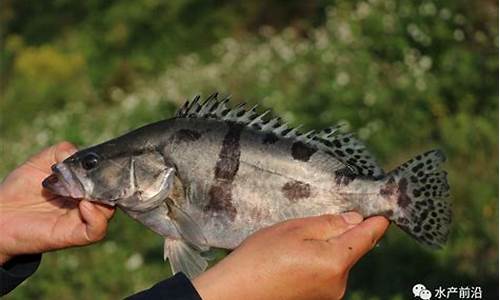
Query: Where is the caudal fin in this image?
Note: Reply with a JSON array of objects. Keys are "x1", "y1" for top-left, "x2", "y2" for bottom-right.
[{"x1": 388, "y1": 150, "x2": 451, "y2": 248}]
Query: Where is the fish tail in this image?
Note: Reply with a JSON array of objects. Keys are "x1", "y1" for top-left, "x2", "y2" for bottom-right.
[{"x1": 386, "y1": 149, "x2": 451, "y2": 248}]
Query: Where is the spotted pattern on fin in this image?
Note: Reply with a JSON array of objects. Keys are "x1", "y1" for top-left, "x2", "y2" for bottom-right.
[
  {"x1": 334, "y1": 167, "x2": 357, "y2": 185},
  {"x1": 312, "y1": 125, "x2": 385, "y2": 178},
  {"x1": 387, "y1": 150, "x2": 451, "y2": 248}
]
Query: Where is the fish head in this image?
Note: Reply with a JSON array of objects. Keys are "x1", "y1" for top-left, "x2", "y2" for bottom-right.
[{"x1": 43, "y1": 142, "x2": 172, "y2": 208}]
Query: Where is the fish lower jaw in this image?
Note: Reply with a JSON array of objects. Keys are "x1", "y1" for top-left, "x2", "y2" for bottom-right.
[{"x1": 42, "y1": 173, "x2": 86, "y2": 199}]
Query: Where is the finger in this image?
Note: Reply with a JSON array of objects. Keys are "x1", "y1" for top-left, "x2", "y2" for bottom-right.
[
  {"x1": 54, "y1": 141, "x2": 78, "y2": 162},
  {"x1": 335, "y1": 216, "x2": 389, "y2": 267},
  {"x1": 27, "y1": 141, "x2": 77, "y2": 172},
  {"x1": 93, "y1": 203, "x2": 116, "y2": 220},
  {"x1": 78, "y1": 200, "x2": 109, "y2": 243},
  {"x1": 293, "y1": 212, "x2": 363, "y2": 240}
]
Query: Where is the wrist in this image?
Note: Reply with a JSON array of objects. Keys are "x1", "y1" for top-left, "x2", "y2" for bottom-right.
[
  {"x1": 192, "y1": 267, "x2": 239, "y2": 300},
  {"x1": 0, "y1": 253, "x2": 13, "y2": 266},
  {"x1": 192, "y1": 261, "x2": 259, "y2": 300},
  {"x1": 0, "y1": 216, "x2": 13, "y2": 266},
  {"x1": 192, "y1": 270, "x2": 219, "y2": 300}
]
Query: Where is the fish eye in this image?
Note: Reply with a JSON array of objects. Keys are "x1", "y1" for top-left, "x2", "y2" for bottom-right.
[{"x1": 81, "y1": 153, "x2": 99, "y2": 170}]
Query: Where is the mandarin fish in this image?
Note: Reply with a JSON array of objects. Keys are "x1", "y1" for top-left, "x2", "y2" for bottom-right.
[{"x1": 43, "y1": 93, "x2": 452, "y2": 278}]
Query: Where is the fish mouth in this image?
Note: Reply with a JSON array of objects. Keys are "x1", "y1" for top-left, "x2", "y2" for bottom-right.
[{"x1": 42, "y1": 163, "x2": 85, "y2": 199}]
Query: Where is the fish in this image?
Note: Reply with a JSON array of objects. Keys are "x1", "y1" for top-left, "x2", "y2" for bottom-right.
[{"x1": 42, "y1": 93, "x2": 452, "y2": 278}]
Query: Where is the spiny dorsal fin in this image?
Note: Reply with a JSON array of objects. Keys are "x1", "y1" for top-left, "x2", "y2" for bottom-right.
[
  {"x1": 176, "y1": 94, "x2": 384, "y2": 178},
  {"x1": 176, "y1": 93, "x2": 306, "y2": 139}
]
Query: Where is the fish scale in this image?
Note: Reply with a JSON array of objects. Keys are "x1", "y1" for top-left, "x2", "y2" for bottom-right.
[{"x1": 42, "y1": 93, "x2": 452, "y2": 279}]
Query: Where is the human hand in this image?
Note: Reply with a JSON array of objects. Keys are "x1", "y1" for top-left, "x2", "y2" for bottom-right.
[
  {"x1": 193, "y1": 213, "x2": 389, "y2": 300},
  {"x1": 0, "y1": 142, "x2": 115, "y2": 265}
]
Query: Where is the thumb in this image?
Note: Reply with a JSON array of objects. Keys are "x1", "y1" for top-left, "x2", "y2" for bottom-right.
[
  {"x1": 297, "y1": 212, "x2": 364, "y2": 240},
  {"x1": 28, "y1": 141, "x2": 78, "y2": 172},
  {"x1": 55, "y1": 141, "x2": 78, "y2": 162},
  {"x1": 336, "y1": 216, "x2": 389, "y2": 268},
  {"x1": 77, "y1": 200, "x2": 110, "y2": 243}
]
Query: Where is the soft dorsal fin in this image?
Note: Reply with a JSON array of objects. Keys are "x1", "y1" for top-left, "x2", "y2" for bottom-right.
[
  {"x1": 310, "y1": 125, "x2": 385, "y2": 178},
  {"x1": 176, "y1": 93, "x2": 384, "y2": 178}
]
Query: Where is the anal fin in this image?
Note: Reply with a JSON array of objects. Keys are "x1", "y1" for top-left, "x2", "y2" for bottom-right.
[{"x1": 164, "y1": 238, "x2": 209, "y2": 279}]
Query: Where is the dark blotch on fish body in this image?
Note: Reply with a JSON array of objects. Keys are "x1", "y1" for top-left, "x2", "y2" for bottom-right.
[
  {"x1": 397, "y1": 178, "x2": 411, "y2": 208},
  {"x1": 173, "y1": 129, "x2": 201, "y2": 143},
  {"x1": 262, "y1": 133, "x2": 279, "y2": 145},
  {"x1": 282, "y1": 180, "x2": 311, "y2": 202},
  {"x1": 380, "y1": 176, "x2": 397, "y2": 197},
  {"x1": 206, "y1": 184, "x2": 237, "y2": 219},
  {"x1": 214, "y1": 124, "x2": 243, "y2": 180},
  {"x1": 205, "y1": 123, "x2": 243, "y2": 220},
  {"x1": 291, "y1": 141, "x2": 317, "y2": 162}
]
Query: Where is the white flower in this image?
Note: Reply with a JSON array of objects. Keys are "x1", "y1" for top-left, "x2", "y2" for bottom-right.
[
  {"x1": 454, "y1": 29, "x2": 465, "y2": 41},
  {"x1": 419, "y1": 2, "x2": 437, "y2": 16},
  {"x1": 419, "y1": 56, "x2": 433, "y2": 71},
  {"x1": 336, "y1": 72, "x2": 350, "y2": 86},
  {"x1": 356, "y1": 2, "x2": 371, "y2": 19},
  {"x1": 439, "y1": 8, "x2": 451, "y2": 20},
  {"x1": 126, "y1": 253, "x2": 144, "y2": 271}
]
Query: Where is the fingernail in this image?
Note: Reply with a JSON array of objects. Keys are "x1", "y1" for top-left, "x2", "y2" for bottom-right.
[
  {"x1": 61, "y1": 150, "x2": 75, "y2": 160},
  {"x1": 341, "y1": 212, "x2": 363, "y2": 224}
]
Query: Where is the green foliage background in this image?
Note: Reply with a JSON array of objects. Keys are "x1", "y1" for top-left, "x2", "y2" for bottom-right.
[{"x1": 1, "y1": 0, "x2": 498, "y2": 299}]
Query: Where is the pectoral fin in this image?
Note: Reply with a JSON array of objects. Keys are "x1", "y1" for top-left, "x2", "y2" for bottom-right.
[
  {"x1": 200, "y1": 248, "x2": 223, "y2": 261},
  {"x1": 167, "y1": 199, "x2": 208, "y2": 251},
  {"x1": 164, "y1": 238, "x2": 208, "y2": 279}
]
